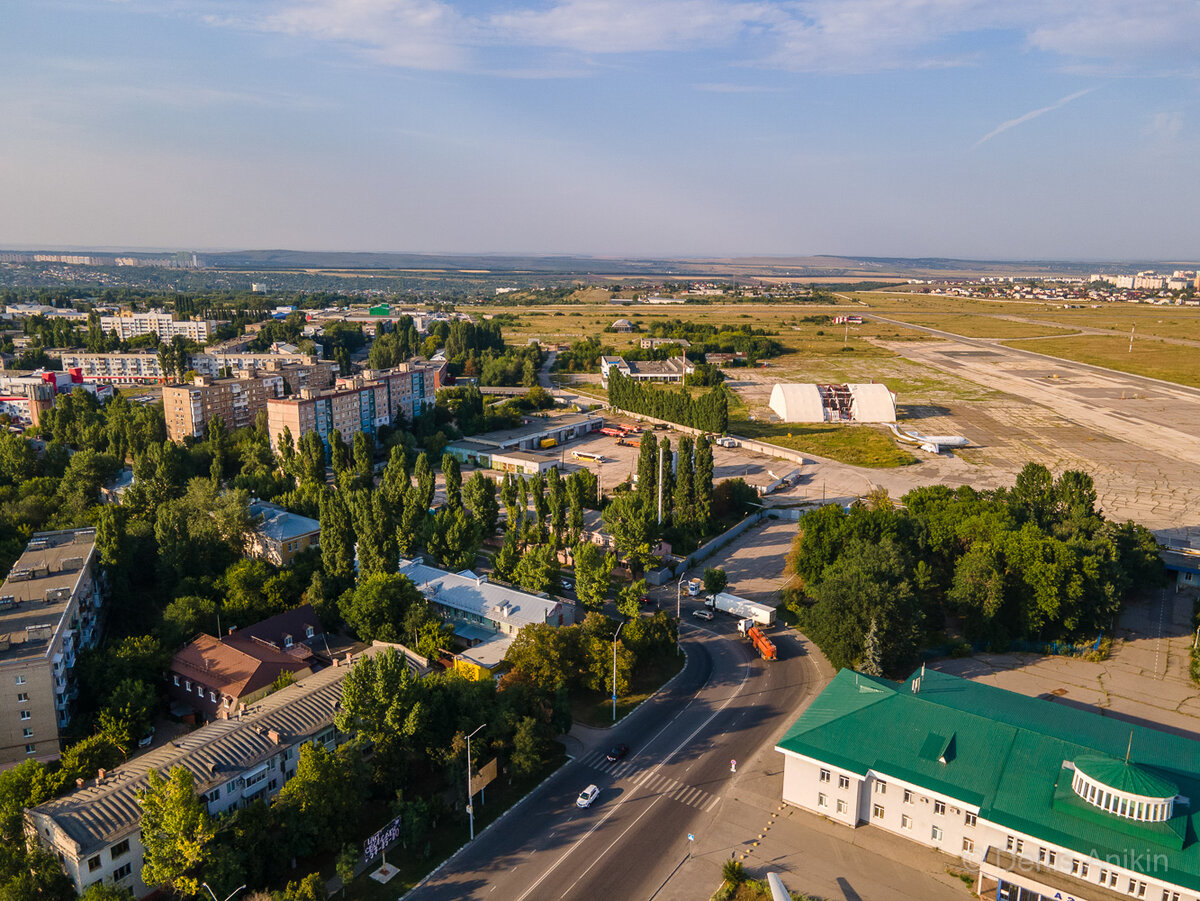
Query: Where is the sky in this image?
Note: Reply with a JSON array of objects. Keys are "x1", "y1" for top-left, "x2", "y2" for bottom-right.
[{"x1": 2, "y1": 0, "x2": 1199, "y2": 260}]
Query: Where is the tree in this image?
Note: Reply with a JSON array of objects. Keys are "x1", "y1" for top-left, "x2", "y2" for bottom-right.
[
  {"x1": 329, "y1": 430, "x2": 350, "y2": 479},
  {"x1": 274, "y1": 743, "x2": 368, "y2": 857},
  {"x1": 427, "y1": 507, "x2": 480, "y2": 573},
  {"x1": 504, "y1": 624, "x2": 584, "y2": 690},
  {"x1": 442, "y1": 452, "x2": 462, "y2": 512},
  {"x1": 636, "y1": 432, "x2": 658, "y2": 503},
  {"x1": 572, "y1": 542, "x2": 614, "y2": 611},
  {"x1": 510, "y1": 716, "x2": 552, "y2": 778},
  {"x1": 693, "y1": 434, "x2": 714, "y2": 528},
  {"x1": 138, "y1": 767, "x2": 215, "y2": 896},
  {"x1": 618, "y1": 579, "x2": 649, "y2": 619},
  {"x1": 513, "y1": 544, "x2": 558, "y2": 595},
  {"x1": 702, "y1": 566, "x2": 727, "y2": 594},
  {"x1": 860, "y1": 618, "x2": 883, "y2": 676},
  {"x1": 352, "y1": 431, "x2": 375, "y2": 488},
  {"x1": 462, "y1": 472, "x2": 499, "y2": 537},
  {"x1": 673, "y1": 435, "x2": 695, "y2": 527},
  {"x1": 339, "y1": 573, "x2": 424, "y2": 643},
  {"x1": 320, "y1": 489, "x2": 356, "y2": 586},
  {"x1": 546, "y1": 467, "x2": 566, "y2": 545},
  {"x1": 602, "y1": 493, "x2": 659, "y2": 572}
]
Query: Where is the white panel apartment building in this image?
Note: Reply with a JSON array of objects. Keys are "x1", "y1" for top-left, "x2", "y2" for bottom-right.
[
  {"x1": 778, "y1": 668, "x2": 1200, "y2": 901},
  {"x1": 99, "y1": 311, "x2": 223, "y2": 342},
  {"x1": 0, "y1": 530, "x2": 101, "y2": 769},
  {"x1": 26, "y1": 647, "x2": 400, "y2": 897}
]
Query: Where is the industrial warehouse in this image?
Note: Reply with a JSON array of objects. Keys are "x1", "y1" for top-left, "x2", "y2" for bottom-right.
[{"x1": 777, "y1": 668, "x2": 1200, "y2": 901}]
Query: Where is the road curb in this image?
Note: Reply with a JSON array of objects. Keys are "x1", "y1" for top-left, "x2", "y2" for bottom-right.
[{"x1": 398, "y1": 642, "x2": 695, "y2": 899}]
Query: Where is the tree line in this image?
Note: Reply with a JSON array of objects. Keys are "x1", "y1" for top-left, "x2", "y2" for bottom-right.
[{"x1": 606, "y1": 371, "x2": 728, "y2": 433}]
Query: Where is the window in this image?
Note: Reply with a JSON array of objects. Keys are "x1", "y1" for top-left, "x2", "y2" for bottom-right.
[
  {"x1": 23, "y1": 728, "x2": 32, "y2": 738},
  {"x1": 1163, "y1": 892, "x2": 1180, "y2": 901},
  {"x1": 964, "y1": 811, "x2": 977, "y2": 827},
  {"x1": 226, "y1": 780, "x2": 237, "y2": 793},
  {"x1": 173, "y1": 675, "x2": 179, "y2": 686},
  {"x1": 1100, "y1": 870, "x2": 1108, "y2": 884},
  {"x1": 110, "y1": 839, "x2": 130, "y2": 860},
  {"x1": 962, "y1": 837, "x2": 974, "y2": 853},
  {"x1": 1072, "y1": 860, "x2": 1080, "y2": 875},
  {"x1": 901, "y1": 815, "x2": 912, "y2": 830},
  {"x1": 817, "y1": 793, "x2": 827, "y2": 808},
  {"x1": 1016, "y1": 840, "x2": 1024, "y2": 854},
  {"x1": 1080, "y1": 862, "x2": 1088, "y2": 877},
  {"x1": 819, "y1": 768, "x2": 831, "y2": 783},
  {"x1": 16, "y1": 692, "x2": 27, "y2": 703},
  {"x1": 836, "y1": 800, "x2": 847, "y2": 814},
  {"x1": 284, "y1": 635, "x2": 294, "y2": 649},
  {"x1": 207, "y1": 789, "x2": 220, "y2": 803},
  {"x1": 14, "y1": 676, "x2": 24, "y2": 685},
  {"x1": 933, "y1": 800, "x2": 946, "y2": 815},
  {"x1": 24, "y1": 744, "x2": 35, "y2": 755},
  {"x1": 1108, "y1": 871, "x2": 1118, "y2": 887},
  {"x1": 1006, "y1": 836, "x2": 1015, "y2": 851},
  {"x1": 112, "y1": 864, "x2": 132, "y2": 882},
  {"x1": 196, "y1": 684, "x2": 203, "y2": 697},
  {"x1": 1048, "y1": 850, "x2": 1056, "y2": 866},
  {"x1": 931, "y1": 825, "x2": 943, "y2": 841},
  {"x1": 87, "y1": 856, "x2": 101, "y2": 873},
  {"x1": 20, "y1": 711, "x2": 30, "y2": 721},
  {"x1": 875, "y1": 781, "x2": 886, "y2": 795},
  {"x1": 1038, "y1": 848, "x2": 1046, "y2": 863},
  {"x1": 209, "y1": 691, "x2": 217, "y2": 702},
  {"x1": 838, "y1": 775, "x2": 850, "y2": 789},
  {"x1": 305, "y1": 626, "x2": 315, "y2": 638},
  {"x1": 872, "y1": 804, "x2": 884, "y2": 819},
  {"x1": 185, "y1": 680, "x2": 191, "y2": 691},
  {"x1": 903, "y1": 789, "x2": 913, "y2": 804}
]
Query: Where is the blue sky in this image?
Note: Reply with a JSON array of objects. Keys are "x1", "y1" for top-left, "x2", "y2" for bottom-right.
[{"x1": 2, "y1": 0, "x2": 1198, "y2": 259}]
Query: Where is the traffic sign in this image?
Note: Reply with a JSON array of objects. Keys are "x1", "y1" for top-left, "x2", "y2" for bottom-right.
[{"x1": 687, "y1": 833, "x2": 695, "y2": 842}]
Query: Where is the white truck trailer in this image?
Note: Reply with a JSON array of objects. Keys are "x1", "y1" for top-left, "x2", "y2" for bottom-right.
[{"x1": 705, "y1": 592, "x2": 776, "y2": 626}]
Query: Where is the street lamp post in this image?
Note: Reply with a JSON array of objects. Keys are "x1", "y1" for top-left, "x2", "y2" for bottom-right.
[
  {"x1": 676, "y1": 573, "x2": 687, "y2": 621},
  {"x1": 465, "y1": 722, "x2": 486, "y2": 840},
  {"x1": 203, "y1": 884, "x2": 246, "y2": 901},
  {"x1": 612, "y1": 622, "x2": 625, "y2": 722}
]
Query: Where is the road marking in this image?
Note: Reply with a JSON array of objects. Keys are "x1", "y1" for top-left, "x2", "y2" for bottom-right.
[
  {"x1": 706, "y1": 795, "x2": 721, "y2": 812},
  {"x1": 512, "y1": 633, "x2": 751, "y2": 901}
]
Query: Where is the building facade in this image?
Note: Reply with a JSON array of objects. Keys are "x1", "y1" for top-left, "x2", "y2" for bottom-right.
[
  {"x1": 599, "y1": 355, "x2": 693, "y2": 386},
  {"x1": 778, "y1": 668, "x2": 1200, "y2": 901},
  {"x1": 99, "y1": 311, "x2": 222, "y2": 342},
  {"x1": 163, "y1": 372, "x2": 285, "y2": 442},
  {"x1": 0, "y1": 530, "x2": 101, "y2": 769},
  {"x1": 265, "y1": 362, "x2": 439, "y2": 453},
  {"x1": 247, "y1": 500, "x2": 321, "y2": 566},
  {"x1": 26, "y1": 656, "x2": 375, "y2": 897}
]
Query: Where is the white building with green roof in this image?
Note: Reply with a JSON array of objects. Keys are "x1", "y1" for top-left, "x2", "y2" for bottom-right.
[{"x1": 776, "y1": 668, "x2": 1200, "y2": 901}]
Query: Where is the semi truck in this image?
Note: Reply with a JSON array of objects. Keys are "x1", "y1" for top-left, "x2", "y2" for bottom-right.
[{"x1": 705, "y1": 592, "x2": 776, "y2": 626}]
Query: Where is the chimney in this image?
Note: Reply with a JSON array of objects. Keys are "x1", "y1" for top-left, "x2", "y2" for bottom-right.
[
  {"x1": 267, "y1": 729, "x2": 281, "y2": 745},
  {"x1": 75, "y1": 778, "x2": 84, "y2": 789},
  {"x1": 97, "y1": 768, "x2": 106, "y2": 782}
]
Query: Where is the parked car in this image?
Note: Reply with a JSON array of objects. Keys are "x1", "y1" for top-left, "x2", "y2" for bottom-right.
[
  {"x1": 640, "y1": 596, "x2": 655, "y2": 606},
  {"x1": 606, "y1": 744, "x2": 629, "y2": 762},
  {"x1": 559, "y1": 579, "x2": 574, "y2": 592},
  {"x1": 137, "y1": 727, "x2": 155, "y2": 748},
  {"x1": 577, "y1": 784, "x2": 601, "y2": 808},
  {"x1": 692, "y1": 609, "x2": 714, "y2": 621}
]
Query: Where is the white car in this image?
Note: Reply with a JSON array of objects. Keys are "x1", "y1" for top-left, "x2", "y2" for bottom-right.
[
  {"x1": 577, "y1": 784, "x2": 601, "y2": 808},
  {"x1": 692, "y1": 609, "x2": 714, "y2": 621}
]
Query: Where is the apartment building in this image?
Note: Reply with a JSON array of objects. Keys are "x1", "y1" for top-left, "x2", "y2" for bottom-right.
[
  {"x1": 265, "y1": 362, "x2": 438, "y2": 453},
  {"x1": 52, "y1": 351, "x2": 336, "y2": 389},
  {"x1": 163, "y1": 372, "x2": 285, "y2": 442},
  {"x1": 247, "y1": 500, "x2": 320, "y2": 566},
  {"x1": 26, "y1": 654, "x2": 377, "y2": 897},
  {"x1": 51, "y1": 353, "x2": 162, "y2": 384},
  {"x1": 0, "y1": 529, "x2": 101, "y2": 769},
  {"x1": 778, "y1": 668, "x2": 1200, "y2": 901},
  {"x1": 99, "y1": 310, "x2": 223, "y2": 342}
]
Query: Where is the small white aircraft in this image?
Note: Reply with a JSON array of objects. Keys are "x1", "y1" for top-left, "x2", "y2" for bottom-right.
[{"x1": 888, "y1": 424, "x2": 970, "y2": 454}]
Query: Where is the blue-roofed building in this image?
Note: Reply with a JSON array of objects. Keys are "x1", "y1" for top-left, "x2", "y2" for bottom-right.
[
  {"x1": 247, "y1": 500, "x2": 320, "y2": 566},
  {"x1": 777, "y1": 668, "x2": 1200, "y2": 901}
]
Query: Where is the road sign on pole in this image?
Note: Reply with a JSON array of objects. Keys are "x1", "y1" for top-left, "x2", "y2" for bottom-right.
[
  {"x1": 688, "y1": 833, "x2": 694, "y2": 842},
  {"x1": 731, "y1": 759, "x2": 737, "y2": 773}
]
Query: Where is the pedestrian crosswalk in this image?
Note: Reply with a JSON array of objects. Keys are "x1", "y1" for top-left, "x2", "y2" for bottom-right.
[{"x1": 578, "y1": 750, "x2": 721, "y2": 811}]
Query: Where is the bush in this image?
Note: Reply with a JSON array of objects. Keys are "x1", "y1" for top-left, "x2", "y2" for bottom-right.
[{"x1": 722, "y1": 859, "x2": 746, "y2": 884}]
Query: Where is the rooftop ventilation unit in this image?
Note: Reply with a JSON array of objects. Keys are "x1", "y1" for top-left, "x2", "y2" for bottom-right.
[
  {"x1": 27, "y1": 539, "x2": 47, "y2": 551},
  {"x1": 60, "y1": 557, "x2": 83, "y2": 572},
  {"x1": 9, "y1": 570, "x2": 31, "y2": 582},
  {"x1": 25, "y1": 623, "x2": 53, "y2": 641},
  {"x1": 44, "y1": 587, "x2": 71, "y2": 603}
]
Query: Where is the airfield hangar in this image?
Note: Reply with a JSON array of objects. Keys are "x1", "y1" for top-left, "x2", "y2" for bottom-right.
[{"x1": 768, "y1": 383, "x2": 896, "y2": 424}]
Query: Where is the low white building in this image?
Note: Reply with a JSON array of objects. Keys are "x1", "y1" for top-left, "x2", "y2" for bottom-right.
[
  {"x1": 778, "y1": 668, "x2": 1200, "y2": 901},
  {"x1": 768, "y1": 383, "x2": 896, "y2": 423}
]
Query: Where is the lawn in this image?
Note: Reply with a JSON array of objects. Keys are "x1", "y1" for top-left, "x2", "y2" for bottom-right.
[
  {"x1": 730, "y1": 417, "x2": 917, "y2": 468},
  {"x1": 570, "y1": 648, "x2": 686, "y2": 728},
  {"x1": 999, "y1": 334, "x2": 1200, "y2": 389}
]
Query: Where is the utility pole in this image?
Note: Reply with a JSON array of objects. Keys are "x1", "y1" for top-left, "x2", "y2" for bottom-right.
[
  {"x1": 1129, "y1": 325, "x2": 1135, "y2": 353},
  {"x1": 612, "y1": 622, "x2": 625, "y2": 722}
]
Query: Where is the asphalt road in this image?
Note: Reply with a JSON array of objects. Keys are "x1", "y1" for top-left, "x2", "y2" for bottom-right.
[{"x1": 405, "y1": 612, "x2": 825, "y2": 901}]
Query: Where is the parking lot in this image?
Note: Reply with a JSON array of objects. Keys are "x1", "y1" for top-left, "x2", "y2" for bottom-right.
[{"x1": 556, "y1": 424, "x2": 798, "y2": 496}]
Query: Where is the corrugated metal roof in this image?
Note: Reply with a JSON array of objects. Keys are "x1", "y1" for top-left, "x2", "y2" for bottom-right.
[
  {"x1": 776, "y1": 668, "x2": 1200, "y2": 889},
  {"x1": 398, "y1": 558, "x2": 561, "y2": 629},
  {"x1": 31, "y1": 658, "x2": 362, "y2": 855}
]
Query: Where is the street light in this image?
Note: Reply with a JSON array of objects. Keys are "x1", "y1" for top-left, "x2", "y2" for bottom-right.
[
  {"x1": 676, "y1": 573, "x2": 688, "y2": 621},
  {"x1": 465, "y1": 722, "x2": 486, "y2": 840},
  {"x1": 202, "y1": 884, "x2": 246, "y2": 901},
  {"x1": 612, "y1": 621, "x2": 625, "y2": 722}
]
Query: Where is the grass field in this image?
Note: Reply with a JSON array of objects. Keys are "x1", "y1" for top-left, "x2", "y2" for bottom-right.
[
  {"x1": 730, "y1": 417, "x2": 917, "y2": 468},
  {"x1": 999, "y1": 334, "x2": 1200, "y2": 388}
]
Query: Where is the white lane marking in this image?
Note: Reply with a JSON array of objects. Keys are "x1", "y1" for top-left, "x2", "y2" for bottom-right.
[
  {"x1": 513, "y1": 633, "x2": 751, "y2": 901},
  {"x1": 706, "y1": 795, "x2": 721, "y2": 812}
]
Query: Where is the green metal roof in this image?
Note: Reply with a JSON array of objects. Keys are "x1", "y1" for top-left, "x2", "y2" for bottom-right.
[
  {"x1": 1074, "y1": 754, "x2": 1179, "y2": 800},
  {"x1": 776, "y1": 668, "x2": 1200, "y2": 890}
]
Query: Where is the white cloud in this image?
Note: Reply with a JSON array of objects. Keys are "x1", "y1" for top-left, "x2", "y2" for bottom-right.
[{"x1": 974, "y1": 86, "x2": 1098, "y2": 148}]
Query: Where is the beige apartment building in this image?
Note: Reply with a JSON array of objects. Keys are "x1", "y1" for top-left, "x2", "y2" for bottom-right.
[
  {"x1": 163, "y1": 371, "x2": 285, "y2": 442},
  {"x1": 0, "y1": 529, "x2": 101, "y2": 769},
  {"x1": 266, "y1": 362, "x2": 438, "y2": 453},
  {"x1": 99, "y1": 310, "x2": 223, "y2": 342}
]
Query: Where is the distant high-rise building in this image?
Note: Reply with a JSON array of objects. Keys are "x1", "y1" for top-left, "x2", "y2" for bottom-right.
[{"x1": 163, "y1": 372, "x2": 285, "y2": 442}]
